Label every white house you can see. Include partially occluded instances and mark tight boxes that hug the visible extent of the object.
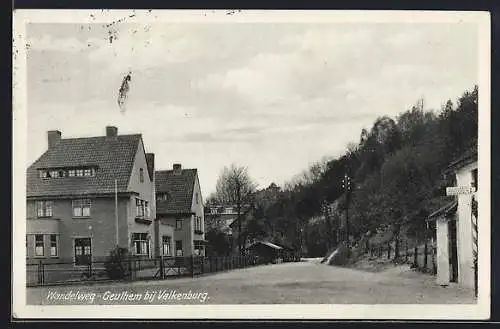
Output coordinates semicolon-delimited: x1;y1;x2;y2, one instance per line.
428;144;478;292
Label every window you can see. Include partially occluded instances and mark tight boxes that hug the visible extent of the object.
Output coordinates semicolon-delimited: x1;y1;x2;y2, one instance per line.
49;234;58;257
195;216;203;233
175;240;183;256
26;235;29;258
34;234;44;257
195;193;199;204
175;219;182;230
136;199;149;218
84;168;92;176
133;233;149;256
162;236;172;256
76;169;84;177
158;193;169;202
68;169;76;177
194;240;204;256
36;201;53;217
139;168;144;183
73;199;91;217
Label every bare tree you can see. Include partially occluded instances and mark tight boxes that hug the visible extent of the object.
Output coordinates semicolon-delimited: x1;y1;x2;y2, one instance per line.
215;164;257;256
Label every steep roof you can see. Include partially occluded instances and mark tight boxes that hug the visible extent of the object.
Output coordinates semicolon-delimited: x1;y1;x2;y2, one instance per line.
155;169;197;215
27;134;142;197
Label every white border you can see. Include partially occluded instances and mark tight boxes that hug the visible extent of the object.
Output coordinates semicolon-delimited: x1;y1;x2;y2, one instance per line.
12;9;491;320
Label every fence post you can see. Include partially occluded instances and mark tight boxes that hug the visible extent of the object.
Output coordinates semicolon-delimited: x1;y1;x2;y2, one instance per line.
38;260;43;285
432;245;437;275
159;256;164;279
405;241;408;263
378;246;382;258
128;256;133;281
191;255;195;277
387;243;391;259
424;241;428;272
413;246;418;267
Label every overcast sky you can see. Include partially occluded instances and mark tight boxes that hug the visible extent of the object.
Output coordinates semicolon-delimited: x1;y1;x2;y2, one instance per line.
25;19;478;198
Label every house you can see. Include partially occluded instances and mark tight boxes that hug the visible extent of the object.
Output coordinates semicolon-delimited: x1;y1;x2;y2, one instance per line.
204;206;237;234
155;164;206;257
26;126;164;266
427;143;478;291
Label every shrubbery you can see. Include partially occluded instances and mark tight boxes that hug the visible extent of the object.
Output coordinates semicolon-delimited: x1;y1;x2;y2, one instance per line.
104;246;130;280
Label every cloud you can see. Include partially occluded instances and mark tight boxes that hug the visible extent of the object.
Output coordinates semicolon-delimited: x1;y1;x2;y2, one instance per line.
27;34;101;53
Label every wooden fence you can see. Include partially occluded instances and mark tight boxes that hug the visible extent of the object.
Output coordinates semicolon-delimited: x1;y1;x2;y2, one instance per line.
365;239;437;275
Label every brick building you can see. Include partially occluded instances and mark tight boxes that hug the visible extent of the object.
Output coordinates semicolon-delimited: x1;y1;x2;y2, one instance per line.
26;126;169;265
155;164;206;257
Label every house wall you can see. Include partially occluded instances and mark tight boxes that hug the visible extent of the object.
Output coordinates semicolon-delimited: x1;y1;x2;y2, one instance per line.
159;215;193;256
191;174;205;256
26;197;129;261
126;140;156;256
436;217;450;285
455;161;478;289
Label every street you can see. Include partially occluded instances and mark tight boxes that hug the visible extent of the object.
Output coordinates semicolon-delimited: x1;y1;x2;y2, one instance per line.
26;259;476;304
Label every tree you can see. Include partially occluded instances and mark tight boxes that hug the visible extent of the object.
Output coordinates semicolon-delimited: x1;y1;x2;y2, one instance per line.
215;164;257;256
205;229;232;256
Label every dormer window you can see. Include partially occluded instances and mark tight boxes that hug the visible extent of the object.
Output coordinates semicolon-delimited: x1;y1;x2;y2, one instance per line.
40;167;96;179
157;193;170;202
139;168;144;183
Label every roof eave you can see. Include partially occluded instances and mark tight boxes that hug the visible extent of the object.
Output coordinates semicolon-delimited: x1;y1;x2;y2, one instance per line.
27;191;140;200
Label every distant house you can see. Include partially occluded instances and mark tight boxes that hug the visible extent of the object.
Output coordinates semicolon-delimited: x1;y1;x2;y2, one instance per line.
204;206;238;234
155;164;206;257
26;126;161;265
428;143;478;291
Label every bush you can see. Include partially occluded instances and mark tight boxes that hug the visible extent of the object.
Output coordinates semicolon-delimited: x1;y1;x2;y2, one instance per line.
104;246;131;280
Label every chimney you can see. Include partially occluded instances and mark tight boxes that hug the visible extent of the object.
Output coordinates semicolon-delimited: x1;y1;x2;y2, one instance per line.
106;126;118;137
173;163;182;175
145;153;155;181
47;130;61;149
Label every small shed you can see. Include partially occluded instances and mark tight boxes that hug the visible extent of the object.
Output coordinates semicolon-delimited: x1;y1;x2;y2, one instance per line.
246;241;283;264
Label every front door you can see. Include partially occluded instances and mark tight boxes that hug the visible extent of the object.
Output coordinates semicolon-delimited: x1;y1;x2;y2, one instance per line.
448;221;458;282
74;238;92;266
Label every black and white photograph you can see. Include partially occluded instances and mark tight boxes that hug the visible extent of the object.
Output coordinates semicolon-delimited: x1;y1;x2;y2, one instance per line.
12;10;490;319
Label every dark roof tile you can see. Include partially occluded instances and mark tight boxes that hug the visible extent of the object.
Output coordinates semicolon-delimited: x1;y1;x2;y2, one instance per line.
27;134;141;197
155;169;197;215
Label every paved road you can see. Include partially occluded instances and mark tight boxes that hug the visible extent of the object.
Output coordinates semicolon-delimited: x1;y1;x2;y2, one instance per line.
26;259;476;304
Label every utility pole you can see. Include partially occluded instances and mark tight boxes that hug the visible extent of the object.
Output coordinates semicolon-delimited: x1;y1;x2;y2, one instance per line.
341;174;351;244
115;179;119;247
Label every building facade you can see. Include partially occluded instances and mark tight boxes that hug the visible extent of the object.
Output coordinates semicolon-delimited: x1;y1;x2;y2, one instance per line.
26;126;167;265
155;164;206;257
429;144;478;291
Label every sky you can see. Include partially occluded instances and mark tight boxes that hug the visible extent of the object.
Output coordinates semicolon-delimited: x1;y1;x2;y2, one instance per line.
25;18;478;198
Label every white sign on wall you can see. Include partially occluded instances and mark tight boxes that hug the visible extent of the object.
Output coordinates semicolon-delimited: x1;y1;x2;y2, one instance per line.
446;186;476;196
